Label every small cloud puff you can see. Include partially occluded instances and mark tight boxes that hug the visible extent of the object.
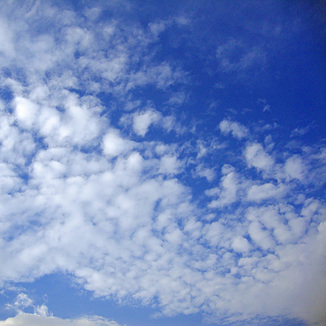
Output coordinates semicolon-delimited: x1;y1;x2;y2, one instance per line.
133;110;160;136
247;183;287;202
232;236;250;253
216;39;265;73
207;165;240;208
244;142;274;172
284;155;306;181
102;129;135;157
219;119;248;139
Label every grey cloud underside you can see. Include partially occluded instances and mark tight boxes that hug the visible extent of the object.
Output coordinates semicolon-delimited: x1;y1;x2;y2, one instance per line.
0;2;326;326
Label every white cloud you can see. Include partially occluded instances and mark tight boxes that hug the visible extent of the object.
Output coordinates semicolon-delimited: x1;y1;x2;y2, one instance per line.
208;173;238;207
203;222;224;247
34;305;50;317
290;124;312;137
149;20;168;37
244;142;274;172
263;104;271;112
0;314;121;326
247;183;287;202
284;155;306;181
14;97;39;129
133;110;161;136
194;164;215;182
1;105;325;326
4;294;122;326
219;119;248;139
159;155;182;175
102;129;135;157
127;62;184;91
0;19;14;56
231;236;250;253
216;39;265;73
13;293;33;309
248;221;275;250
206;165;245;208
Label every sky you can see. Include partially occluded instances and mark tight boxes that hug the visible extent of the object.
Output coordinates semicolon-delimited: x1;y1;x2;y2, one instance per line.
0;0;325;325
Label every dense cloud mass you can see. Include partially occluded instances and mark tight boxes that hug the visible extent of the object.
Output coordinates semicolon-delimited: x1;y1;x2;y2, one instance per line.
0;1;325;326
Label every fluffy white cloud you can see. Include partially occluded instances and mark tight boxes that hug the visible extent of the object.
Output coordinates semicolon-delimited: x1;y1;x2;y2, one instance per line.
13;293;33;309
14;97;39;129
102;130;135;157
247;183;287;201
207;170;238;207
248;220;275;250
284;155;306;181
231;236;251;253
132;110;161;136
159;154;182;175
206;165;246;208
194;164;215;182
219;119;248;139
244;142;274;172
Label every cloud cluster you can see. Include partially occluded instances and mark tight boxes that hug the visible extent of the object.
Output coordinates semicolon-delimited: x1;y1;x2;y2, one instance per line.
219;119;249;139
0;2;325;326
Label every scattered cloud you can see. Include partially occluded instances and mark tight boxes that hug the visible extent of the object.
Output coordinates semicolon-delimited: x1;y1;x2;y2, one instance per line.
244;142;275;172
0;2;325;326
291;124;314;137
219;119;249;139
247;183;287;202
132;109;161;136
102;129;135;157
263;104;271;112
284;155;306;181
2;292;122;326
206;165;240;208
216;39;265;73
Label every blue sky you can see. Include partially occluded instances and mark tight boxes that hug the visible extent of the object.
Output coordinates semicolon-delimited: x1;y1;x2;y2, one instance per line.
0;1;325;325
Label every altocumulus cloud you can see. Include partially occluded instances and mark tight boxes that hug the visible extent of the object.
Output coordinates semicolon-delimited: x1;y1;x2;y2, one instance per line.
0;1;325;326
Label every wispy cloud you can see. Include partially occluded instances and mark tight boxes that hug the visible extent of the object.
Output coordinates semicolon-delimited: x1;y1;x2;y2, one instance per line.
219;119;249;139
216;39;265;73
